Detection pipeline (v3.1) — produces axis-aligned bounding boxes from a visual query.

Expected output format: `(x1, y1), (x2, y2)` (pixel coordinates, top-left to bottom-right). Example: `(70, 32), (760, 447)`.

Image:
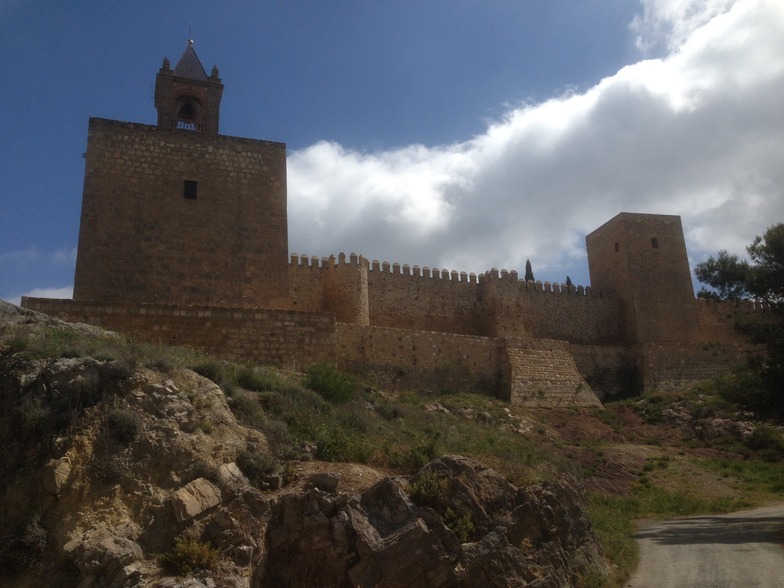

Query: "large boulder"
(262, 458), (606, 588)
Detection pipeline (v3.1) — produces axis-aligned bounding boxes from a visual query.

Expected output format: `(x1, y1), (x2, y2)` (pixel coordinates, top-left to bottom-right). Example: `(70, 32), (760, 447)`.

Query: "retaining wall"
(21, 297), (335, 368)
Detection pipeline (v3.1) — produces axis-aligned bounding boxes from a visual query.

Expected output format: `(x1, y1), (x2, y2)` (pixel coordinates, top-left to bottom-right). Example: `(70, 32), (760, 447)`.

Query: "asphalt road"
(628, 504), (784, 588)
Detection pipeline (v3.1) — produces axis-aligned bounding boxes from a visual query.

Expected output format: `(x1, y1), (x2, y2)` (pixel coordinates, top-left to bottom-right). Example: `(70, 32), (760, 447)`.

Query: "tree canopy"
(695, 223), (784, 416)
(696, 223), (784, 306)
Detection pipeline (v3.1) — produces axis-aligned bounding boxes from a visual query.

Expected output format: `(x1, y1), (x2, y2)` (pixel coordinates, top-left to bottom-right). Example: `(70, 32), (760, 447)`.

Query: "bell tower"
(154, 40), (224, 133)
(72, 41), (289, 309)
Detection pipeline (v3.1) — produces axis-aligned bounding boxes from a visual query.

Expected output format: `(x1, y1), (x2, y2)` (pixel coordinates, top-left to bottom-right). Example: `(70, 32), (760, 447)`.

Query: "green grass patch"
(586, 483), (751, 588)
(701, 457), (784, 493)
(586, 494), (638, 588)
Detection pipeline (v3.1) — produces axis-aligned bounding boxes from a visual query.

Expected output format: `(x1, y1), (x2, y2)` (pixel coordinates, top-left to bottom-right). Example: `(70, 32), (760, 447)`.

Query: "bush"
(305, 363), (356, 403)
(157, 537), (218, 575)
(17, 402), (53, 440)
(409, 474), (476, 541)
(408, 472), (448, 510)
(191, 360), (225, 383)
(313, 422), (373, 463)
(745, 426), (784, 461)
(186, 461), (221, 485)
(5, 335), (29, 354)
(236, 365), (286, 392)
(106, 409), (142, 444)
(236, 450), (277, 485)
(443, 507), (474, 543)
(0, 515), (47, 572)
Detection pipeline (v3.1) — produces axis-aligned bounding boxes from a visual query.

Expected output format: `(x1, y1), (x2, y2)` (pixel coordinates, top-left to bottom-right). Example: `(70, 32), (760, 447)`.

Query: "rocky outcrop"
(0, 303), (607, 587)
(261, 456), (605, 587)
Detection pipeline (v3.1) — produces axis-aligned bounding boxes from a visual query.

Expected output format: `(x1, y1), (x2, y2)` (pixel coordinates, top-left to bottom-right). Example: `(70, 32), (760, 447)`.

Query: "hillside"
(1, 301), (782, 587)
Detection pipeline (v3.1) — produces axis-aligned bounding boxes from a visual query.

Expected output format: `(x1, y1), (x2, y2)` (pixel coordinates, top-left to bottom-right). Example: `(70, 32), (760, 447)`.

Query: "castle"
(22, 42), (756, 406)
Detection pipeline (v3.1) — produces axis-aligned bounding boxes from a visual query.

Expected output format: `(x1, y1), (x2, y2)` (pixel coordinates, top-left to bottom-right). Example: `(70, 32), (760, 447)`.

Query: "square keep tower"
(586, 212), (698, 344)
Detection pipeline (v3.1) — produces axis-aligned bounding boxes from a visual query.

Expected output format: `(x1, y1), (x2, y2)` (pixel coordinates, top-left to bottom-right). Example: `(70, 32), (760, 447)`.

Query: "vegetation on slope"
(2, 312), (783, 587)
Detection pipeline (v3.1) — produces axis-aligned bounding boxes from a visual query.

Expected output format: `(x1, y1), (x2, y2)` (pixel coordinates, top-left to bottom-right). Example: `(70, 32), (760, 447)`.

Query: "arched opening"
(177, 102), (197, 122)
(175, 97), (202, 130)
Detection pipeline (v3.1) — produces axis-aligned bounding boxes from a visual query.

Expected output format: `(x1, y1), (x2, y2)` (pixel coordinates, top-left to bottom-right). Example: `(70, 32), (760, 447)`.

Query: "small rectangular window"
(183, 180), (198, 199)
(651, 237), (659, 249)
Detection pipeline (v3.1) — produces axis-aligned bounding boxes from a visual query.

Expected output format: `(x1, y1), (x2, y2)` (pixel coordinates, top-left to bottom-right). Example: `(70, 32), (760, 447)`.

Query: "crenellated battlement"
(289, 251), (369, 269)
(366, 258), (479, 283)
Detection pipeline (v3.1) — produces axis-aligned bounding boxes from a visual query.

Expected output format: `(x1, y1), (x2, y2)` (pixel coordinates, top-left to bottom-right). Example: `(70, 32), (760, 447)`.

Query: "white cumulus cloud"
(287, 0), (784, 286)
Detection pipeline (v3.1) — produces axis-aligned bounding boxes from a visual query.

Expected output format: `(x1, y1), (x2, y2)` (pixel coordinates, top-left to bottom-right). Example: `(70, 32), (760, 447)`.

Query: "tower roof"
(173, 40), (208, 81)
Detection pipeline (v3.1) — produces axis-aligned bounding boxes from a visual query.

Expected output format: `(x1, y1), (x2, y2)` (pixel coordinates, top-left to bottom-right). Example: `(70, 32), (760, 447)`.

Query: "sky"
(2, 0), (783, 304)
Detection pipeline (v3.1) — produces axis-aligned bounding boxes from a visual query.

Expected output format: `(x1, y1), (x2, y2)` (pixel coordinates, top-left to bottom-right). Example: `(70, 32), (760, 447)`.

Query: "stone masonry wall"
(367, 262), (487, 335)
(696, 299), (762, 343)
(336, 323), (502, 394)
(21, 298), (335, 368)
(481, 271), (623, 344)
(73, 118), (289, 309)
(639, 342), (758, 392)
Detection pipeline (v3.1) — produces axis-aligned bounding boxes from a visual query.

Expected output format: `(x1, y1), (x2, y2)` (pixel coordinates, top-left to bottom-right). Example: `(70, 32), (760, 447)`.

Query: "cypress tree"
(524, 259), (534, 283)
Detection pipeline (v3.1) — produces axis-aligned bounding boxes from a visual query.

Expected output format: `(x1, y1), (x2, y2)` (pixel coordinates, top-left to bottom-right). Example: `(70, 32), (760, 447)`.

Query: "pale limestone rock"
(171, 478), (222, 523)
(43, 456), (72, 495)
(218, 462), (249, 490)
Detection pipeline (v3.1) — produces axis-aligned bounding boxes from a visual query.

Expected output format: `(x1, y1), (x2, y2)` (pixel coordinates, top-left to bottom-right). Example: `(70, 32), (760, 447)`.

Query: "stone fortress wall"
(21, 42), (764, 407)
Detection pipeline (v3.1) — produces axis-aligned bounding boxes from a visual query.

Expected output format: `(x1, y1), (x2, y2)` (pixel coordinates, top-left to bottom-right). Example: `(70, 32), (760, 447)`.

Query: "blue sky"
(2, 0), (783, 303)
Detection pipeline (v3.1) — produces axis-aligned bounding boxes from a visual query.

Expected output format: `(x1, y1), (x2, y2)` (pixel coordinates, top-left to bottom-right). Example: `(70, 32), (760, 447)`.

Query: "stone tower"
(154, 41), (224, 133)
(72, 42), (290, 309)
(585, 212), (699, 344)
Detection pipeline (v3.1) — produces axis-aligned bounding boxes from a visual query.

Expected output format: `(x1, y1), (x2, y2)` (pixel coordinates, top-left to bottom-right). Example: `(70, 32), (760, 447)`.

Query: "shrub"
(92, 456), (124, 484)
(106, 409), (142, 444)
(199, 418), (215, 434)
(186, 461), (221, 485)
(408, 472), (448, 510)
(305, 363), (355, 403)
(0, 515), (47, 572)
(409, 474), (475, 542)
(443, 507), (475, 543)
(313, 423), (373, 463)
(5, 335), (29, 354)
(157, 537), (218, 575)
(236, 365), (286, 392)
(745, 426), (784, 461)
(17, 402), (53, 440)
(236, 450), (277, 485)
(191, 360), (224, 383)
(228, 390), (264, 426)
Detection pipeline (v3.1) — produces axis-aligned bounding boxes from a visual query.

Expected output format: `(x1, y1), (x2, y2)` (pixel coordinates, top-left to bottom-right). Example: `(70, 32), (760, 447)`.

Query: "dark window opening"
(184, 180), (198, 199)
(177, 103), (197, 121)
(651, 237), (659, 249)
(614, 242), (619, 252)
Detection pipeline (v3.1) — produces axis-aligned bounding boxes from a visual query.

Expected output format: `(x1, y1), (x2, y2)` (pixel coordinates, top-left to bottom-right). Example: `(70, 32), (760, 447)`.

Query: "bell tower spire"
(154, 40), (223, 133)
